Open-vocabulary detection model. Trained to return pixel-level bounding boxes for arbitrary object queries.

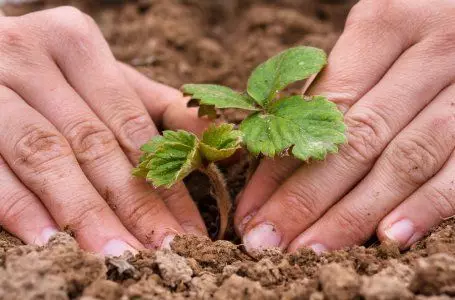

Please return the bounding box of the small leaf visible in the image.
[182,84,259,111]
[133,130,202,188]
[247,46,327,107]
[140,136,164,154]
[240,95,346,161]
[200,123,243,162]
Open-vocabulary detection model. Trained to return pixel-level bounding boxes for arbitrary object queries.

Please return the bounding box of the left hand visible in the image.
[235,0,455,253]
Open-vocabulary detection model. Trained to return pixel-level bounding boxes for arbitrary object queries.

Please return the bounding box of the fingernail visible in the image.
[384,219,416,246]
[160,234,176,250]
[181,224,206,236]
[309,243,327,255]
[238,212,255,235]
[36,227,59,246]
[243,223,281,253]
[102,239,138,257]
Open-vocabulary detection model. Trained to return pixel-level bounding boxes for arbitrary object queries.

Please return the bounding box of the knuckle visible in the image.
[279,184,319,225]
[66,201,109,232]
[346,0,410,40]
[49,6,94,45]
[14,125,72,171]
[64,119,119,166]
[342,108,388,165]
[384,134,440,186]
[332,208,369,243]
[117,112,154,145]
[423,185,455,219]
[122,196,164,231]
[346,0,391,29]
[0,25,38,73]
[0,190,35,225]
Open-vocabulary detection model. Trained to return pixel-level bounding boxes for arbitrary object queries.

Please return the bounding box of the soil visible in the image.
[2,0,455,299]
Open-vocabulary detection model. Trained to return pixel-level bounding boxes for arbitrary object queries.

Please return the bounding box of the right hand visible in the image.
[0,7,209,256]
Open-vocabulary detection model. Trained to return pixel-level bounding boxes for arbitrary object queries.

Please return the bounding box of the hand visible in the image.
[0,7,209,255]
[235,0,455,253]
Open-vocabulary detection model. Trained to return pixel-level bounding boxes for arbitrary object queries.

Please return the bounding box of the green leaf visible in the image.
[200,123,243,162]
[140,136,164,154]
[247,46,327,107]
[182,84,259,111]
[133,130,202,188]
[240,95,346,161]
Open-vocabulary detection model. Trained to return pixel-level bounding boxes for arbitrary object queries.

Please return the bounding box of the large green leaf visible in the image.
[132,131,202,188]
[247,46,327,107]
[200,123,243,162]
[182,84,259,111]
[240,95,346,161]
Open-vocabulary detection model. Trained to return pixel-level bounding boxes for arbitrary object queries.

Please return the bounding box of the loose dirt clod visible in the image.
[360,275,413,300]
[155,250,193,288]
[410,253,455,296]
[319,263,360,300]
[213,274,277,300]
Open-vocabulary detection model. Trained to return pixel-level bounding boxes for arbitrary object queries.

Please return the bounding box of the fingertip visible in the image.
[377,218,422,250]
[102,239,139,257]
[181,224,208,237]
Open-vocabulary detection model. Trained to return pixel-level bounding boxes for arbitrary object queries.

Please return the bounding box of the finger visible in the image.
[240,37,455,252]
[0,154,59,246]
[28,8,206,239]
[288,84,455,252]
[377,150,455,249]
[0,85,142,255]
[235,1,411,241]
[234,157,301,235]
[156,183,208,236]
[118,62,210,135]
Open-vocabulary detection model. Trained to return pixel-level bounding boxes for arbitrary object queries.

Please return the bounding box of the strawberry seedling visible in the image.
[133,46,347,239]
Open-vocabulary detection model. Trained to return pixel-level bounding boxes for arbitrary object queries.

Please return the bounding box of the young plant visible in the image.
[133,46,347,239]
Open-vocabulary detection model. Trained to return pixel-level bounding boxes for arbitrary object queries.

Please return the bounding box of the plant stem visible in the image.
[201,162,232,240]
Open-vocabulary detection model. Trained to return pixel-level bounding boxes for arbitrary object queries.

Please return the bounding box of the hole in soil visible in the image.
[185,171,221,240]
[137,4,150,14]
[316,8,329,21]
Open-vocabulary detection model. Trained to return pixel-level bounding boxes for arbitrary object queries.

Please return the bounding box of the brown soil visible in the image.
[2,1,455,299]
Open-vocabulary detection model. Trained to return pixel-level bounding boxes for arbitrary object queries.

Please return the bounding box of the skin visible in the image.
[236,0,455,253]
[1,0,454,256]
[0,7,210,256]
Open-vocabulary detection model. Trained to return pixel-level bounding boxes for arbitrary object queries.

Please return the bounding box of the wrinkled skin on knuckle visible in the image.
[346,0,418,43]
[342,110,388,166]
[0,24,45,83]
[277,184,320,226]
[14,125,72,173]
[422,185,455,220]
[108,101,156,155]
[122,195,164,232]
[64,119,119,166]
[64,200,109,233]
[383,134,441,187]
[39,6,96,56]
[0,191,36,225]
[331,208,370,244]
